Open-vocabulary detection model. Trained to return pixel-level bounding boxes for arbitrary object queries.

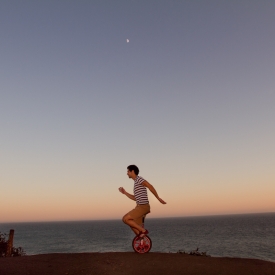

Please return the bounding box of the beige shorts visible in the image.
[127,204,150,225]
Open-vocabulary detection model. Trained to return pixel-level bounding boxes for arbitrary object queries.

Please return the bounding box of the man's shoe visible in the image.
[138,229,149,238]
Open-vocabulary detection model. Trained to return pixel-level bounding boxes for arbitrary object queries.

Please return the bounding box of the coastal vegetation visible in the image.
[0,232,25,257]
[177,247,209,257]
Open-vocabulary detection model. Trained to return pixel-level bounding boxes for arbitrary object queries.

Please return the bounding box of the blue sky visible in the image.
[1,0,274,222]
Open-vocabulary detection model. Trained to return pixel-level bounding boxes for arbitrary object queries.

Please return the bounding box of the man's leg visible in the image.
[122,213,145,234]
[130,225,140,235]
[122,204,150,235]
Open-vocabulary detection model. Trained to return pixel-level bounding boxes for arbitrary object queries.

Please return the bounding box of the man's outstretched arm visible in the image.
[119,187,136,201]
[142,181,167,204]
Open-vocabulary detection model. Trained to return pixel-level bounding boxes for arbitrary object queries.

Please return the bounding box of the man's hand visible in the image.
[119,187,136,201]
[158,198,167,204]
[119,187,125,194]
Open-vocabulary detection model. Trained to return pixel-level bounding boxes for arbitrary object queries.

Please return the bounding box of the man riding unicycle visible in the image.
[119,165,166,239]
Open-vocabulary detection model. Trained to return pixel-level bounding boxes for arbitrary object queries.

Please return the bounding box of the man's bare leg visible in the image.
[130,227,140,235]
[122,214,147,234]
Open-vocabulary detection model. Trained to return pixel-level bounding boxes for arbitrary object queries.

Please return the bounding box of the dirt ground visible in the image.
[0,252,275,275]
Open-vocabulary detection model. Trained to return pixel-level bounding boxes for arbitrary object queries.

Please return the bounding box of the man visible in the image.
[119,165,166,237]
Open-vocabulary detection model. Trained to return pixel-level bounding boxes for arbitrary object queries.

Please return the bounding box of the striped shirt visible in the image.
[134,176,149,205]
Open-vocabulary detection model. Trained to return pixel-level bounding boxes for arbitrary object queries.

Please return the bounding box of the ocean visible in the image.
[1,213,274,263]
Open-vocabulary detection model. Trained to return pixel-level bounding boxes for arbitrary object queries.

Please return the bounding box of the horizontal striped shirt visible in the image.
[134,176,149,205]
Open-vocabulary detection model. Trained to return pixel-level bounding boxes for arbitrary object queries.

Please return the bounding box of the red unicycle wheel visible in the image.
[132,235,152,253]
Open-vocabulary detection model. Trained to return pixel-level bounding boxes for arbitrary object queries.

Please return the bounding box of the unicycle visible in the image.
[132,214,152,253]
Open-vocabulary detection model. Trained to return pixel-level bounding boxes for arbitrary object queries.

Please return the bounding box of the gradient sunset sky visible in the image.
[1,0,274,222]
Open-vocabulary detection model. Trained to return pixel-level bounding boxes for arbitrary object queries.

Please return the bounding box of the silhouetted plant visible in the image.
[0,232,8,257]
[177,247,210,257]
[0,232,26,257]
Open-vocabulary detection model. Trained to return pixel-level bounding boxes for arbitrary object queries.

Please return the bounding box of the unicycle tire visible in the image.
[132,235,152,253]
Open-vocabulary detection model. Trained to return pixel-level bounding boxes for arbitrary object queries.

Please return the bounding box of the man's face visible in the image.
[127,169,135,179]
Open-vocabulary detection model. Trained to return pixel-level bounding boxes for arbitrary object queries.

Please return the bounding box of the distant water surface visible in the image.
[1,213,274,263]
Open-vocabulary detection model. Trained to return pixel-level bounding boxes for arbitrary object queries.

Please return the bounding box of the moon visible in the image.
[126,39,130,43]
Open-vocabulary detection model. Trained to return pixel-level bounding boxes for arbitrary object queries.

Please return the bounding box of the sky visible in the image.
[1,0,274,223]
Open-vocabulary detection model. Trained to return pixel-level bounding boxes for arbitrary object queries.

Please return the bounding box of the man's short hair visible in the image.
[127,165,139,175]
